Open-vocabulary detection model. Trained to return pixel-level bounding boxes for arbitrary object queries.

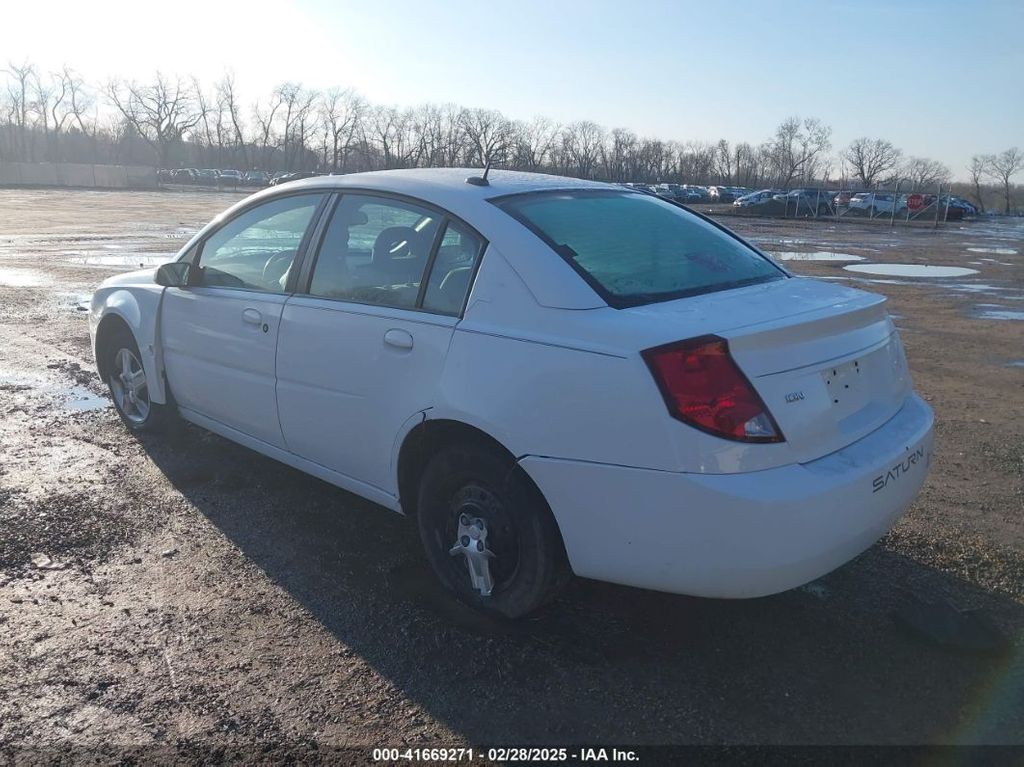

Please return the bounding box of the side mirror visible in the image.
[155,261,192,288]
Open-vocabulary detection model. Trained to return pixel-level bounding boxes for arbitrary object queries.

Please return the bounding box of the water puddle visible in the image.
[946,283,1017,298]
[64,386,110,411]
[65,254,173,269]
[0,370,109,412]
[844,264,979,278]
[1006,361,1024,368]
[0,267,54,287]
[967,247,1017,256]
[969,305,1024,321]
[773,251,866,262]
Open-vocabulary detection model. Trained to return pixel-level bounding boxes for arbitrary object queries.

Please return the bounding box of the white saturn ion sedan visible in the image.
[90,168,934,617]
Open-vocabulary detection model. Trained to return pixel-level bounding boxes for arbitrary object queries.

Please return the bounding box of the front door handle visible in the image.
[383,328,414,350]
[242,308,262,326]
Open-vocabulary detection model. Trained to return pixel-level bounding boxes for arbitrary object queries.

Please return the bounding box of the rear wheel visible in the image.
[416,443,568,618]
[103,326,174,433]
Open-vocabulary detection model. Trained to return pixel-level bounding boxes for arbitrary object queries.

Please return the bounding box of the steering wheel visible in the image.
[262,251,294,289]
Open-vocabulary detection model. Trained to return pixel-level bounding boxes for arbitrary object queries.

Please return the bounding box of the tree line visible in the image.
[1,62,1021,212]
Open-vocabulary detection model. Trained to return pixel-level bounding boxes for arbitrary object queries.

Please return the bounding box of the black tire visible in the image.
[416,443,568,618]
[103,325,174,433]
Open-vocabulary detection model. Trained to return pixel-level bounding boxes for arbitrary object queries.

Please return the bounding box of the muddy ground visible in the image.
[0,188,1022,759]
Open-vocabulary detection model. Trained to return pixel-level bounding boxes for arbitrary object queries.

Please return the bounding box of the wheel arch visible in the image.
[396,418,558,532]
[92,288,167,404]
[94,312,135,381]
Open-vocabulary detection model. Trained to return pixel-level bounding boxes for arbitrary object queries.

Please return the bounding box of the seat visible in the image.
[371,226,424,279]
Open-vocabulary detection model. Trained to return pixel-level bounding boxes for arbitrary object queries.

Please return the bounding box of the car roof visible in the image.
[283,167,613,203]
[197,168,623,310]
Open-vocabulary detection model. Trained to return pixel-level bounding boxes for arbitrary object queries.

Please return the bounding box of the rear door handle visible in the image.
[383,328,414,350]
[242,308,262,325]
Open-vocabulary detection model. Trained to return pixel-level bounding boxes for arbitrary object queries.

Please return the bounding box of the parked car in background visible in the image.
[218,170,243,188]
[196,169,220,186]
[773,188,833,214]
[244,170,271,187]
[944,196,978,216]
[679,185,709,202]
[654,183,686,201]
[711,186,752,203]
[734,189,782,207]
[88,168,933,618]
[708,186,738,203]
[269,171,318,186]
[157,169,174,184]
[833,191,856,207]
[847,192,907,216]
[171,169,197,183]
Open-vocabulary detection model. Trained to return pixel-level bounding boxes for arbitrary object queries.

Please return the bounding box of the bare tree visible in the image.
[902,156,950,190]
[370,105,417,169]
[3,61,35,160]
[460,107,512,167]
[714,139,733,183]
[252,89,283,171]
[217,74,248,169]
[843,137,901,189]
[512,116,559,172]
[968,155,988,212]
[106,74,204,166]
[764,117,832,188]
[320,88,366,172]
[986,147,1023,213]
[273,83,318,171]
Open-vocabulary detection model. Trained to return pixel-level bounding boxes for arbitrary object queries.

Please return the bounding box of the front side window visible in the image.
[496,191,784,308]
[198,194,323,291]
[309,194,442,310]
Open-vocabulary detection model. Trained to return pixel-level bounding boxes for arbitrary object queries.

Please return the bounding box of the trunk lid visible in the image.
[626,277,912,465]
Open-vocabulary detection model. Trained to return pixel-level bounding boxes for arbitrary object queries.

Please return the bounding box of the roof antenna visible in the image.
[466,159,492,187]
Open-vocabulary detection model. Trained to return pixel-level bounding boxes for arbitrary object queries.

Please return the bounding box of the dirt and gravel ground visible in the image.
[0,188,1022,759]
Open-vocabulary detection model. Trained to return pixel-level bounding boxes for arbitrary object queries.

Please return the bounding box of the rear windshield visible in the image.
[495,190,784,308]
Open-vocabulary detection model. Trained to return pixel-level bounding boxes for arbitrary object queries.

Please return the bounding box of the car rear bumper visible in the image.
[520,394,934,598]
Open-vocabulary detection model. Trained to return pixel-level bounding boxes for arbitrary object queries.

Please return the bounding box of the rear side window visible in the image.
[421,221,484,315]
[496,191,784,308]
[309,194,441,310]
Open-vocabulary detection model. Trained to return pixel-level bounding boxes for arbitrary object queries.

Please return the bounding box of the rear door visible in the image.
[161,192,326,447]
[276,193,485,495]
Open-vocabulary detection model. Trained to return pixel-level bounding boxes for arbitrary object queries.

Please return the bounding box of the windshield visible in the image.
[495,190,785,308]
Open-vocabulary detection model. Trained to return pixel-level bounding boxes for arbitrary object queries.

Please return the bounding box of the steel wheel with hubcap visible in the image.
[417,443,568,618]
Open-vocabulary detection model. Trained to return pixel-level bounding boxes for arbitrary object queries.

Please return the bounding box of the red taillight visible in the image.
[642,335,784,443]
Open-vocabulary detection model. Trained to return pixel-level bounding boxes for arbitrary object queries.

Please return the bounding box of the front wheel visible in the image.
[416,444,568,618]
[104,326,174,433]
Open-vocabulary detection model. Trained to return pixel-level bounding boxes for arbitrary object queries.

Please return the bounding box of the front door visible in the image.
[161,192,325,447]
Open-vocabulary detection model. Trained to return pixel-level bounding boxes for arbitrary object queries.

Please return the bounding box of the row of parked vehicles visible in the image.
[624,183,754,204]
[157,168,322,188]
[739,189,978,217]
[627,182,979,218]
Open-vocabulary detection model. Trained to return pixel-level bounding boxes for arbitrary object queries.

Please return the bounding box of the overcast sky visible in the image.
[3,0,1021,179]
